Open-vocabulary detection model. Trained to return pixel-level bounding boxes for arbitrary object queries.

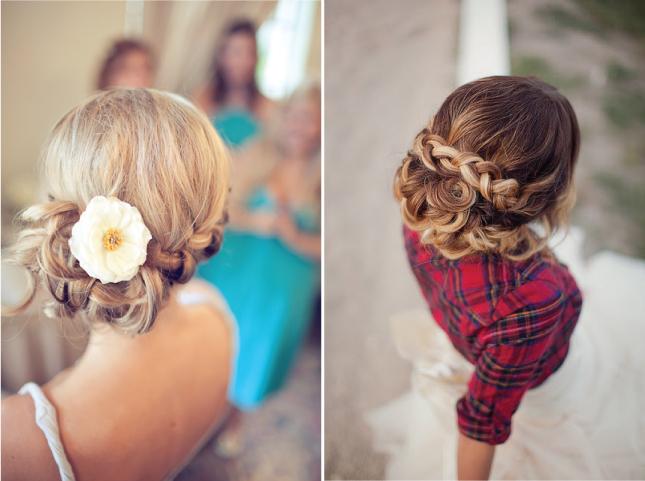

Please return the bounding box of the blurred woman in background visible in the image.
[193,19,275,149]
[97,38,155,90]
[198,84,321,454]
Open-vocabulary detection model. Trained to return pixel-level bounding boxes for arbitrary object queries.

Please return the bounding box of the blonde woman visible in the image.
[2,89,234,481]
[197,85,320,451]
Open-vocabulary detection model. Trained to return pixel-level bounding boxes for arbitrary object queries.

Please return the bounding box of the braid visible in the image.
[394,76,580,262]
[5,89,231,335]
[7,200,227,335]
[148,211,226,284]
[395,131,551,261]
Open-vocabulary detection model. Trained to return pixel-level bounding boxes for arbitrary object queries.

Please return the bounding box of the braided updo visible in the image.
[394,76,580,261]
[8,89,230,334]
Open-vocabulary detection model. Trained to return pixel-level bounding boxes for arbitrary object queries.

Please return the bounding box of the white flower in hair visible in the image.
[69,196,152,284]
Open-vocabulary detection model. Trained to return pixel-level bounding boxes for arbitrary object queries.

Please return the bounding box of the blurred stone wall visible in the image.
[324,1,458,478]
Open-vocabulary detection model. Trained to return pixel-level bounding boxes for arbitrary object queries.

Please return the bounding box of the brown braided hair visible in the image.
[394,76,580,261]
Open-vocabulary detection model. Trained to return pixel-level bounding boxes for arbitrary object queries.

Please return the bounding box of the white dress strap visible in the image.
[176,279,238,344]
[18,382,76,481]
[176,279,231,313]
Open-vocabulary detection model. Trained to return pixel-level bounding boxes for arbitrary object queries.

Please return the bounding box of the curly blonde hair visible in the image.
[394,76,580,261]
[7,89,230,334]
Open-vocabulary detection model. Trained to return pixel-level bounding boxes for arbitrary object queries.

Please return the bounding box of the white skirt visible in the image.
[366,231,645,480]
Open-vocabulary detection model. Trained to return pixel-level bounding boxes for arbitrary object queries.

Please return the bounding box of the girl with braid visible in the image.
[368,76,645,479]
[2,89,235,481]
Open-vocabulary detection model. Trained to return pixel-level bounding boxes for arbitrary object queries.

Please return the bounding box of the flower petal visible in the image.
[69,196,152,284]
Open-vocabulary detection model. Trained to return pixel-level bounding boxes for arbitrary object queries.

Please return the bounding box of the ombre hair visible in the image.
[394,76,580,261]
[7,89,230,334]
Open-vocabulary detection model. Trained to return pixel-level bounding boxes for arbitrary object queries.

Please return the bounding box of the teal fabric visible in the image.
[212,108,261,149]
[197,188,320,410]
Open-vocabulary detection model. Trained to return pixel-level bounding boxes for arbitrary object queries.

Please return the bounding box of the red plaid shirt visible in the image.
[403,226,583,445]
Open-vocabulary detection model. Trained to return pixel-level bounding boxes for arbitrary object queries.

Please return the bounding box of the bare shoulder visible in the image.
[1,394,60,481]
[37,283,235,481]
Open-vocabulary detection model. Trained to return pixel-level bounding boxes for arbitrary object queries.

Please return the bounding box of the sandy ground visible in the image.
[324,1,458,479]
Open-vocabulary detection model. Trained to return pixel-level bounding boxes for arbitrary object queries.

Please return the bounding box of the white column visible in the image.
[456,0,510,86]
[124,0,145,37]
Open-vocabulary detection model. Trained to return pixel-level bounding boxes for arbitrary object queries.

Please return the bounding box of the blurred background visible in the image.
[324,0,645,479]
[2,2,320,480]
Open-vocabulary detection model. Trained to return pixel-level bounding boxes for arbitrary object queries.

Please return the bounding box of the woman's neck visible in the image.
[81,290,182,357]
[223,86,254,110]
[44,289,184,396]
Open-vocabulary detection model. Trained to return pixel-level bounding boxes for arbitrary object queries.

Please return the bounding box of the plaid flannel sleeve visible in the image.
[456,279,567,445]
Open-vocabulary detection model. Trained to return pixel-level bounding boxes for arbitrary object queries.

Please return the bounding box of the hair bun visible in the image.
[6,89,231,335]
[395,76,580,261]
[395,131,544,260]
[9,200,227,335]
[10,200,161,334]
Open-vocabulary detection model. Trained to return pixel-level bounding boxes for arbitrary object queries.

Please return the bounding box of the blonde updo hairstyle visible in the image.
[394,76,580,261]
[8,89,230,334]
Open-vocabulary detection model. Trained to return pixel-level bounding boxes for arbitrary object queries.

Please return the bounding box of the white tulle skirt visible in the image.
[366,230,645,480]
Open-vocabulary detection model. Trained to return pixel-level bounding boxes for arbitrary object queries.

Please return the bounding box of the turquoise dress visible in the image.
[212,107,260,149]
[197,187,320,410]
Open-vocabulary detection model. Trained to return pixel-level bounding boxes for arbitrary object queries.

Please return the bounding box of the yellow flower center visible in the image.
[102,228,123,251]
